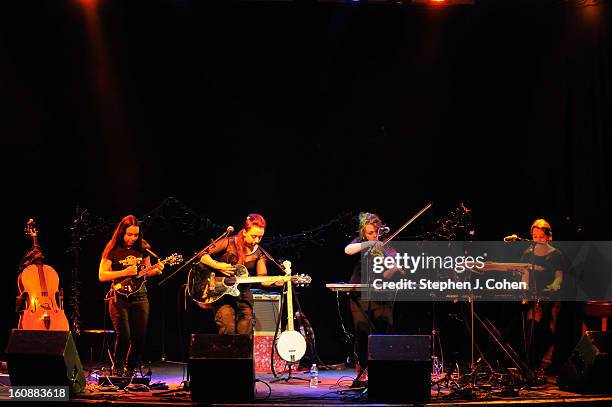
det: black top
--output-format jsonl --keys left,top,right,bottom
{"left": 208, "top": 236, "right": 265, "bottom": 271}
{"left": 348, "top": 237, "right": 399, "bottom": 303}
{"left": 208, "top": 235, "right": 266, "bottom": 305}
{"left": 520, "top": 245, "right": 567, "bottom": 298}
{"left": 109, "top": 246, "right": 149, "bottom": 299}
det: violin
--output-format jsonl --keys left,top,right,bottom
{"left": 17, "top": 219, "right": 69, "bottom": 331}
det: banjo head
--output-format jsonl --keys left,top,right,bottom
{"left": 276, "top": 330, "right": 307, "bottom": 363}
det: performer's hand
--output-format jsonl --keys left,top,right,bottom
{"left": 125, "top": 265, "right": 138, "bottom": 277}
{"left": 545, "top": 282, "right": 561, "bottom": 291}
{"left": 383, "top": 267, "right": 404, "bottom": 279}
{"left": 153, "top": 263, "right": 164, "bottom": 275}
{"left": 215, "top": 262, "right": 235, "bottom": 276}
{"left": 261, "top": 279, "right": 285, "bottom": 287}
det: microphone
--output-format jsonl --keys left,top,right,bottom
{"left": 503, "top": 234, "right": 526, "bottom": 242}
{"left": 226, "top": 226, "right": 234, "bottom": 234}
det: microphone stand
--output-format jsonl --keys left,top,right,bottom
{"left": 155, "top": 228, "right": 232, "bottom": 386}
{"left": 258, "top": 245, "right": 289, "bottom": 274}
{"left": 158, "top": 228, "right": 232, "bottom": 286}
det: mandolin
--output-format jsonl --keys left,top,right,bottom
{"left": 112, "top": 253, "right": 182, "bottom": 297}
{"left": 18, "top": 219, "right": 69, "bottom": 331}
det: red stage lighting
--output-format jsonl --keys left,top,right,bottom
{"left": 412, "top": 0, "right": 475, "bottom": 5}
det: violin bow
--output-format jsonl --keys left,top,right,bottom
{"left": 381, "top": 202, "right": 433, "bottom": 246}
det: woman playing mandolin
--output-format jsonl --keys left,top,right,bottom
{"left": 199, "top": 213, "right": 281, "bottom": 335}
{"left": 99, "top": 214, "right": 164, "bottom": 376}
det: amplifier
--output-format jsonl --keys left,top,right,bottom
{"left": 252, "top": 291, "right": 285, "bottom": 373}
{"left": 253, "top": 291, "right": 281, "bottom": 335}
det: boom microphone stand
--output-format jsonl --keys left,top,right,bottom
{"left": 156, "top": 226, "right": 234, "bottom": 388}
{"left": 158, "top": 226, "right": 235, "bottom": 287}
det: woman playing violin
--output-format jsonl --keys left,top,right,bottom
{"left": 344, "top": 212, "right": 402, "bottom": 379}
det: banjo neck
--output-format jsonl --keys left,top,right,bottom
{"left": 286, "top": 274, "right": 295, "bottom": 332}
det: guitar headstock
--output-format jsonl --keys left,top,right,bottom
{"left": 164, "top": 253, "right": 183, "bottom": 266}
{"left": 24, "top": 219, "right": 38, "bottom": 239}
{"left": 292, "top": 274, "right": 312, "bottom": 287}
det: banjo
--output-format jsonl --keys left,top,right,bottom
{"left": 275, "top": 260, "right": 308, "bottom": 363}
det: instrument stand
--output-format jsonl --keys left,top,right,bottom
{"left": 335, "top": 291, "right": 357, "bottom": 368}
{"left": 431, "top": 300, "right": 444, "bottom": 378}
{"left": 348, "top": 366, "right": 367, "bottom": 390}
{"left": 268, "top": 362, "right": 309, "bottom": 384}
{"left": 469, "top": 301, "right": 537, "bottom": 385}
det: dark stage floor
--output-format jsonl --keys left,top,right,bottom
{"left": 2, "top": 360, "right": 610, "bottom": 406}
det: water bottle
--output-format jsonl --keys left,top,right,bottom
{"left": 309, "top": 364, "right": 318, "bottom": 388}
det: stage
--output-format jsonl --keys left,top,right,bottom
{"left": 2, "top": 360, "right": 611, "bottom": 406}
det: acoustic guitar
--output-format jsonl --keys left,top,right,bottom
{"left": 187, "top": 260, "right": 311, "bottom": 308}
{"left": 18, "top": 219, "right": 69, "bottom": 331}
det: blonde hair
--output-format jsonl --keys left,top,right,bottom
{"left": 358, "top": 212, "right": 382, "bottom": 241}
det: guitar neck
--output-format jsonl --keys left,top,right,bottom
{"left": 234, "top": 275, "right": 290, "bottom": 284}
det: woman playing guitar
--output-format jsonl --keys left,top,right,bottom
{"left": 98, "top": 214, "right": 164, "bottom": 376}
{"left": 198, "top": 213, "right": 282, "bottom": 335}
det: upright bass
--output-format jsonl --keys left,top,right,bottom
{"left": 17, "top": 219, "right": 69, "bottom": 331}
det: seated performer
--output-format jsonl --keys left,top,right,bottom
{"left": 199, "top": 214, "right": 281, "bottom": 335}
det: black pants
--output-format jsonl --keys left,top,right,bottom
{"left": 350, "top": 298, "right": 394, "bottom": 368}
{"left": 109, "top": 294, "right": 149, "bottom": 371}
{"left": 214, "top": 299, "right": 254, "bottom": 335}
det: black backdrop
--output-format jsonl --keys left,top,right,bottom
{"left": 2, "top": 0, "right": 611, "bottom": 367}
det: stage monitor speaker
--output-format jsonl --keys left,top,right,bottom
{"left": 558, "top": 330, "right": 611, "bottom": 393}
{"left": 4, "top": 329, "right": 86, "bottom": 395}
{"left": 188, "top": 333, "right": 254, "bottom": 402}
{"left": 368, "top": 335, "right": 431, "bottom": 402}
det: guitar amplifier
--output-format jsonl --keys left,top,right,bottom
{"left": 253, "top": 291, "right": 286, "bottom": 373}
{"left": 253, "top": 291, "right": 281, "bottom": 335}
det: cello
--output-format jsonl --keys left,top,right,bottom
{"left": 17, "top": 219, "right": 69, "bottom": 331}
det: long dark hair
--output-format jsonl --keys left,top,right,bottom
{"left": 101, "top": 214, "right": 147, "bottom": 259}
{"left": 234, "top": 213, "right": 266, "bottom": 265}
